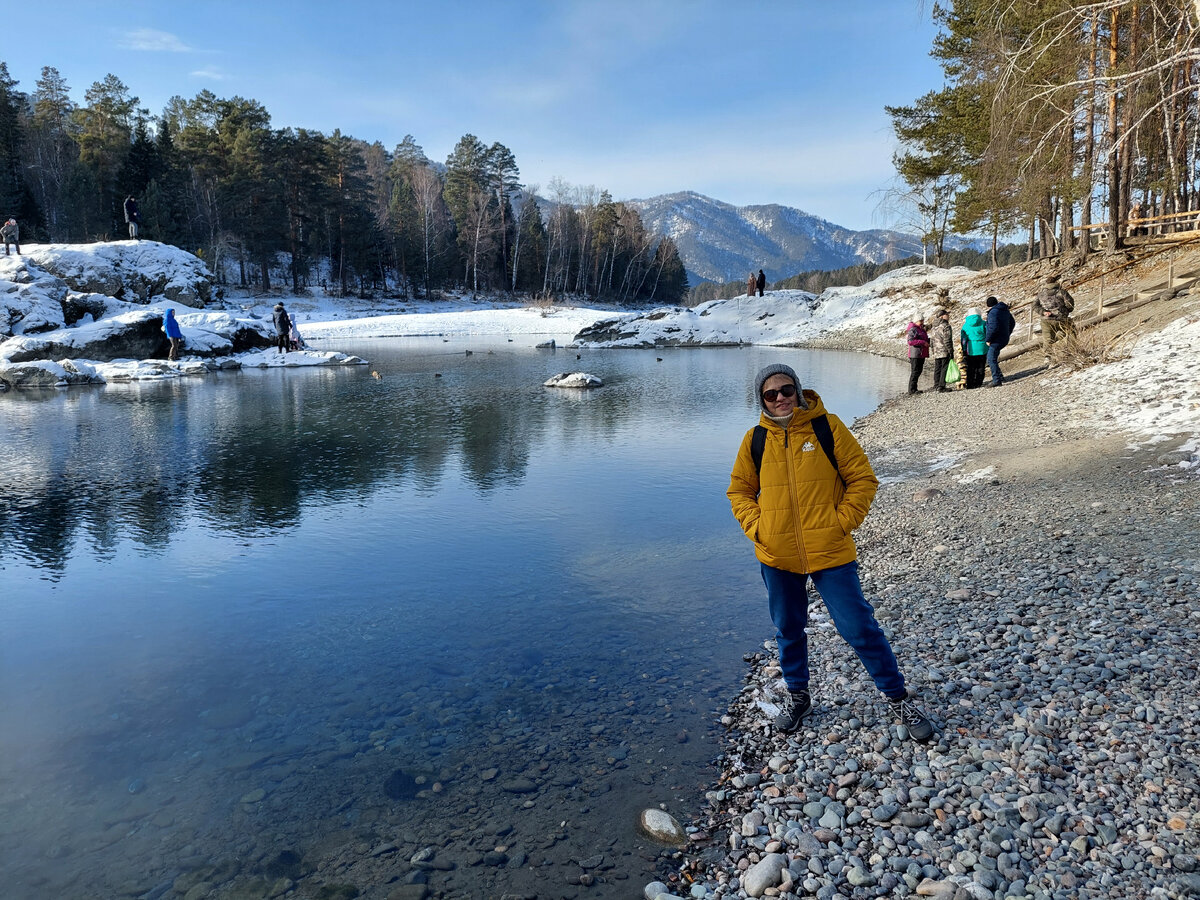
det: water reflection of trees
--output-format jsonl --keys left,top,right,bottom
{"left": 1, "top": 349, "right": 899, "bottom": 572}
{"left": 0, "top": 369, "right": 550, "bottom": 570}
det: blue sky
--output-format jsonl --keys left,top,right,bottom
{"left": 3, "top": 1, "right": 943, "bottom": 231}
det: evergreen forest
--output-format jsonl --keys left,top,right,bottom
{"left": 887, "top": 0, "right": 1200, "bottom": 264}
{"left": 0, "top": 63, "right": 689, "bottom": 304}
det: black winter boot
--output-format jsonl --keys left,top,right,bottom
{"left": 889, "top": 692, "right": 934, "bottom": 742}
{"left": 773, "top": 689, "right": 812, "bottom": 733}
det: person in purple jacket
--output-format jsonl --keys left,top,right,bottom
{"left": 906, "top": 310, "right": 930, "bottom": 394}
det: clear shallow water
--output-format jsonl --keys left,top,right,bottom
{"left": 0, "top": 338, "right": 906, "bottom": 898}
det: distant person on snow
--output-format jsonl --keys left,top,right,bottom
{"left": 1035, "top": 274, "right": 1076, "bottom": 363}
{"left": 984, "top": 295, "right": 1016, "bottom": 386}
{"left": 273, "top": 303, "right": 291, "bottom": 355}
{"left": 905, "top": 310, "right": 930, "bottom": 394}
{"left": 960, "top": 307, "right": 988, "bottom": 389}
{"left": 756, "top": 269, "right": 766, "bottom": 297}
{"left": 746, "top": 272, "right": 756, "bottom": 298}
{"left": 162, "top": 308, "right": 184, "bottom": 361}
{"left": 2, "top": 218, "right": 19, "bottom": 256}
{"left": 727, "top": 363, "right": 935, "bottom": 742}
{"left": 929, "top": 305, "right": 955, "bottom": 393}
{"left": 124, "top": 196, "right": 140, "bottom": 239}
{"left": 288, "top": 314, "right": 305, "bottom": 351}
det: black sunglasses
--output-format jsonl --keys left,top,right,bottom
{"left": 761, "top": 384, "right": 797, "bottom": 402}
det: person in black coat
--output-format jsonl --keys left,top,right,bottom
{"left": 124, "top": 196, "right": 140, "bottom": 239}
{"left": 984, "top": 295, "right": 1016, "bottom": 386}
{"left": 272, "top": 303, "right": 291, "bottom": 354}
{"left": 756, "top": 269, "right": 766, "bottom": 297}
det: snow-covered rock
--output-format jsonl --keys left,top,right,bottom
{"left": 571, "top": 264, "right": 974, "bottom": 348}
{"left": 543, "top": 372, "right": 603, "bottom": 388}
{"left": 0, "top": 256, "right": 69, "bottom": 336}
{"left": 24, "top": 241, "right": 213, "bottom": 306}
{"left": 1, "top": 309, "right": 169, "bottom": 363}
{"left": 0, "top": 349, "right": 366, "bottom": 388}
{"left": 0, "top": 360, "right": 93, "bottom": 387}
{"left": 0, "top": 307, "right": 275, "bottom": 364}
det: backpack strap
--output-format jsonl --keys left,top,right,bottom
{"left": 811, "top": 414, "right": 845, "bottom": 487}
{"left": 752, "top": 417, "right": 844, "bottom": 487}
{"left": 751, "top": 425, "right": 767, "bottom": 476}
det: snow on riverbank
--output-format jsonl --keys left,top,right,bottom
{"left": 1064, "top": 310, "right": 1200, "bottom": 459}
{"left": 571, "top": 265, "right": 975, "bottom": 348}
{"left": 298, "top": 302, "right": 611, "bottom": 341}
{"left": 4, "top": 241, "right": 1199, "bottom": 468}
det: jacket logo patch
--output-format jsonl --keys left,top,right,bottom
{"left": 801, "top": 441, "right": 815, "bottom": 452}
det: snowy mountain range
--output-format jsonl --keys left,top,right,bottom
{"left": 627, "top": 191, "right": 987, "bottom": 287}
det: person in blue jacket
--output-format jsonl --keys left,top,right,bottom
{"left": 162, "top": 308, "right": 184, "bottom": 361}
{"left": 984, "top": 295, "right": 1016, "bottom": 386}
{"left": 960, "top": 307, "right": 988, "bottom": 389}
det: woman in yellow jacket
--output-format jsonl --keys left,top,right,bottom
{"left": 728, "top": 363, "right": 933, "bottom": 741}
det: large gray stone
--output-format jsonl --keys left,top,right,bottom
{"left": 742, "top": 853, "right": 788, "bottom": 898}
{"left": 636, "top": 808, "right": 686, "bottom": 846}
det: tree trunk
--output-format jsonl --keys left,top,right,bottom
{"left": 1105, "top": 6, "right": 1124, "bottom": 251}
{"left": 1077, "top": 10, "right": 1099, "bottom": 262}
{"left": 1119, "top": 3, "right": 1139, "bottom": 231}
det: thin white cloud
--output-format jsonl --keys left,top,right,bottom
{"left": 190, "top": 68, "right": 228, "bottom": 81}
{"left": 120, "top": 28, "right": 192, "bottom": 53}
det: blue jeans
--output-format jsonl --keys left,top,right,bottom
{"left": 761, "top": 561, "right": 906, "bottom": 698}
{"left": 986, "top": 343, "right": 1004, "bottom": 385}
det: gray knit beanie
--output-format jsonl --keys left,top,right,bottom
{"left": 755, "top": 363, "right": 801, "bottom": 411}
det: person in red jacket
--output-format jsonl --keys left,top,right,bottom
{"left": 727, "top": 363, "right": 934, "bottom": 741}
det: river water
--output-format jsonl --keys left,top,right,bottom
{"left": 0, "top": 337, "right": 906, "bottom": 899}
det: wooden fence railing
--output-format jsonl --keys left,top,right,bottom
{"left": 997, "top": 237, "right": 1200, "bottom": 360}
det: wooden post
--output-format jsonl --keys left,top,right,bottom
{"left": 1168, "top": 253, "right": 1175, "bottom": 289}
{"left": 1098, "top": 273, "right": 1104, "bottom": 314}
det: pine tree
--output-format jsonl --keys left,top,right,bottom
{"left": 75, "top": 74, "right": 138, "bottom": 237}
{"left": 277, "top": 128, "right": 333, "bottom": 292}
{"left": 647, "top": 236, "right": 688, "bottom": 304}
{"left": 443, "top": 134, "right": 491, "bottom": 287}
{"left": 0, "top": 63, "right": 41, "bottom": 236}
{"left": 486, "top": 142, "right": 520, "bottom": 292}
{"left": 28, "top": 66, "right": 79, "bottom": 240}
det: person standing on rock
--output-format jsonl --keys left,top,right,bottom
{"left": 960, "top": 307, "right": 988, "bottom": 389}
{"left": 727, "top": 363, "right": 935, "bottom": 742}
{"left": 124, "top": 196, "right": 141, "bottom": 240}
{"left": 162, "top": 308, "right": 184, "bottom": 361}
{"left": 756, "top": 269, "right": 766, "bottom": 297}
{"left": 272, "top": 303, "right": 291, "bottom": 355}
{"left": 1035, "top": 274, "right": 1076, "bottom": 363}
{"left": 747, "top": 272, "right": 756, "bottom": 298}
{"left": 929, "top": 305, "right": 955, "bottom": 393}
{"left": 2, "top": 218, "right": 19, "bottom": 256}
{"left": 905, "top": 311, "right": 930, "bottom": 394}
{"left": 984, "top": 295, "right": 1016, "bottom": 386}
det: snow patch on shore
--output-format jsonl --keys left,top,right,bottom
{"left": 1067, "top": 311, "right": 1200, "bottom": 459}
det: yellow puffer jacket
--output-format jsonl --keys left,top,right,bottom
{"left": 727, "top": 390, "right": 879, "bottom": 575}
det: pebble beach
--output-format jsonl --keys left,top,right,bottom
{"left": 649, "top": 360, "right": 1200, "bottom": 900}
